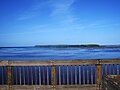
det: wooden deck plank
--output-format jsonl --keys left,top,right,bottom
{"left": 0, "top": 85, "right": 98, "bottom": 90}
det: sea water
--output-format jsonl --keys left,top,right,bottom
{"left": 0, "top": 47, "right": 120, "bottom": 60}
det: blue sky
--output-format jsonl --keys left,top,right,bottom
{"left": 0, "top": 0, "right": 120, "bottom": 46}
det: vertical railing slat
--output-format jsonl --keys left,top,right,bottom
{"left": 59, "top": 66, "right": 61, "bottom": 85}
{"left": 16, "top": 66, "right": 18, "bottom": 85}
{"left": 47, "top": 66, "right": 49, "bottom": 85}
{"left": 71, "top": 65, "right": 73, "bottom": 85}
{"left": 67, "top": 65, "right": 69, "bottom": 85}
{"left": 75, "top": 65, "right": 77, "bottom": 84}
{"left": 113, "top": 64, "right": 115, "bottom": 74}
{"left": 117, "top": 64, "right": 119, "bottom": 75}
{"left": 2, "top": 66, "right": 4, "bottom": 85}
{"left": 111, "top": 64, "right": 113, "bottom": 74}
{"left": 79, "top": 65, "right": 81, "bottom": 85}
{"left": 39, "top": 66, "right": 41, "bottom": 85}
{"left": 31, "top": 66, "right": 33, "bottom": 85}
{"left": 83, "top": 65, "right": 85, "bottom": 84}
{"left": 43, "top": 66, "right": 46, "bottom": 85}
{"left": 105, "top": 64, "right": 107, "bottom": 75}
{"left": 109, "top": 64, "right": 111, "bottom": 74}
{"left": 19, "top": 67, "right": 22, "bottom": 85}
{"left": 87, "top": 65, "right": 89, "bottom": 84}
{"left": 23, "top": 66, "right": 26, "bottom": 85}
{"left": 35, "top": 66, "right": 37, "bottom": 85}
{"left": 91, "top": 65, "right": 93, "bottom": 84}
{"left": 62, "top": 65, "right": 65, "bottom": 85}
{"left": 27, "top": 66, "right": 29, "bottom": 85}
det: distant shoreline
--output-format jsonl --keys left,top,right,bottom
{"left": 34, "top": 44, "right": 120, "bottom": 48}
{"left": 35, "top": 44, "right": 99, "bottom": 47}
{"left": 0, "top": 44, "right": 120, "bottom": 48}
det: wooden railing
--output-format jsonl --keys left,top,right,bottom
{"left": 0, "top": 59, "right": 120, "bottom": 90}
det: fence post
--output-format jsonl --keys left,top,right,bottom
{"left": 96, "top": 60, "right": 102, "bottom": 89}
{"left": 6, "top": 65, "right": 13, "bottom": 90}
{"left": 52, "top": 64, "right": 56, "bottom": 89}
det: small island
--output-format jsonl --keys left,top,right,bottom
{"left": 35, "top": 44, "right": 100, "bottom": 48}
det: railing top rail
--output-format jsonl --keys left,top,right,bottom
{"left": 0, "top": 59, "right": 120, "bottom": 66}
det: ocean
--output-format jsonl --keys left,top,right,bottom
{"left": 0, "top": 46, "right": 120, "bottom": 60}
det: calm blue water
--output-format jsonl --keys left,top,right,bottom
{"left": 0, "top": 47, "right": 120, "bottom": 60}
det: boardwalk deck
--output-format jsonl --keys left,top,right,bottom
{"left": 0, "top": 85, "right": 98, "bottom": 90}
{"left": 102, "top": 75, "right": 120, "bottom": 90}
